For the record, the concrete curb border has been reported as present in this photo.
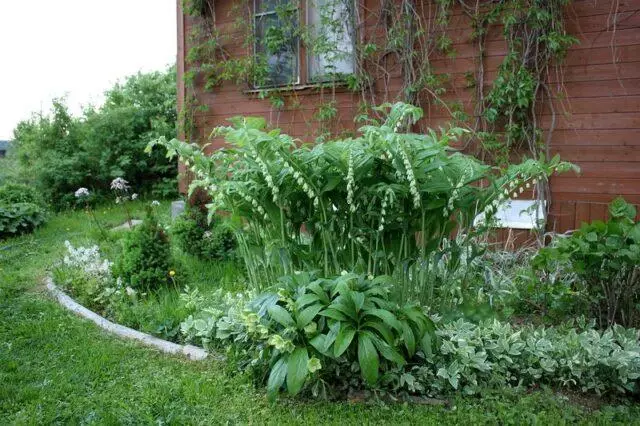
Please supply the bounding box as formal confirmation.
[45,277,208,361]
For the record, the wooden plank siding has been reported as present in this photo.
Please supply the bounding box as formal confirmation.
[177,0,640,232]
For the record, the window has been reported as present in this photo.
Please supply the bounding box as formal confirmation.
[307,0,355,81]
[254,0,300,86]
[253,0,355,88]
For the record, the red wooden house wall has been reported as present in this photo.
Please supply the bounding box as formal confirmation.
[176,0,640,232]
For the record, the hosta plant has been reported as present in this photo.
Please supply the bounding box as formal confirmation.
[150,102,575,304]
[243,272,436,400]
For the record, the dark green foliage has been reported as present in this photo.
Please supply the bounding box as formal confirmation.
[0,183,45,206]
[83,67,178,199]
[247,272,436,400]
[534,198,640,328]
[0,203,47,239]
[171,206,236,260]
[114,208,172,290]
[11,67,177,209]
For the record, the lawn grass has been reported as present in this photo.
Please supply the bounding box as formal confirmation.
[1,205,639,424]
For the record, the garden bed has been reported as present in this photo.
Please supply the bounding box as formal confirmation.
[2,202,639,423]
[45,277,208,361]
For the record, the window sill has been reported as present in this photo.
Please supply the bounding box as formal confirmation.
[243,81,349,95]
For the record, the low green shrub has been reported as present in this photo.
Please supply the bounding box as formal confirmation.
[399,318,640,397]
[0,203,47,238]
[171,206,236,260]
[534,198,640,327]
[113,207,173,290]
[54,241,191,343]
[181,272,437,400]
[0,183,45,206]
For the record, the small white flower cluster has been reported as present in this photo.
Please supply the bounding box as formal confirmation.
[503,174,541,200]
[74,187,90,198]
[110,177,130,192]
[482,174,542,218]
[151,200,161,207]
[256,155,279,204]
[378,188,394,232]
[399,146,420,209]
[382,148,403,180]
[62,241,112,281]
[443,169,469,217]
[239,190,268,221]
[346,148,356,213]
[392,109,409,133]
[291,169,319,208]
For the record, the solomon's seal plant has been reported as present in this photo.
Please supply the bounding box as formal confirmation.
[150,102,575,304]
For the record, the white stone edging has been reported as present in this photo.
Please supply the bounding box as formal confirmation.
[45,277,208,361]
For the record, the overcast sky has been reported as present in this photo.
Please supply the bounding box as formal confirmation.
[0,1,177,140]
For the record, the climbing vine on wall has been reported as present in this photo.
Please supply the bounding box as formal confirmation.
[180,0,579,212]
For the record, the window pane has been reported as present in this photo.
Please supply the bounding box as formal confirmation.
[254,1,299,86]
[307,0,355,81]
[255,0,284,14]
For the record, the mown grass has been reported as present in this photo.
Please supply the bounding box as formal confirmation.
[1,205,639,424]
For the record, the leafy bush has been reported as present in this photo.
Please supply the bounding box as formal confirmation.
[113,207,173,290]
[258,273,436,400]
[182,275,640,400]
[0,203,47,238]
[11,67,177,209]
[0,183,45,206]
[534,198,640,327]
[152,102,575,304]
[180,272,436,400]
[401,318,640,396]
[172,206,236,259]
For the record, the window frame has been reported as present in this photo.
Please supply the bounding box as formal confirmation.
[253,0,302,88]
[305,0,357,84]
[251,0,357,90]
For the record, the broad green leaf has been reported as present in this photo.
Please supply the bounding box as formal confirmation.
[334,326,356,357]
[268,305,295,327]
[365,308,402,331]
[309,335,328,355]
[371,335,406,366]
[358,332,380,384]
[331,299,358,321]
[296,293,321,309]
[320,308,348,321]
[297,304,324,329]
[286,347,309,395]
[351,291,365,312]
[267,357,287,402]
[324,321,341,353]
[362,321,394,345]
[420,331,434,358]
[401,322,416,356]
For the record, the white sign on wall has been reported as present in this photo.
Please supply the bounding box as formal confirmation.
[474,199,547,230]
